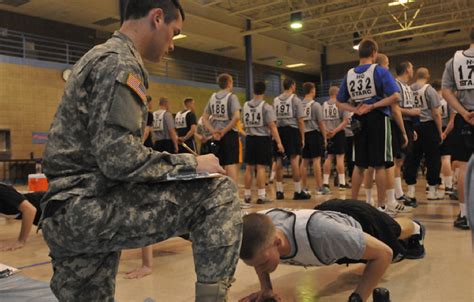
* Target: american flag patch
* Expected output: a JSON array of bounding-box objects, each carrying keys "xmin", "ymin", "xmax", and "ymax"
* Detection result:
[{"xmin": 126, "ymin": 73, "xmax": 147, "ymax": 103}]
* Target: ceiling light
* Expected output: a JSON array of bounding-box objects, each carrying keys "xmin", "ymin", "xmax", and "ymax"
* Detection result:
[
  {"xmin": 173, "ymin": 34, "xmax": 187, "ymax": 40},
  {"xmin": 286, "ymin": 63, "xmax": 306, "ymax": 68},
  {"xmin": 353, "ymin": 32, "xmax": 361, "ymax": 51},
  {"xmin": 290, "ymin": 12, "xmax": 303, "ymax": 30},
  {"xmin": 353, "ymin": 44, "xmax": 359, "ymax": 50},
  {"xmin": 388, "ymin": 0, "xmax": 409, "ymax": 6}
]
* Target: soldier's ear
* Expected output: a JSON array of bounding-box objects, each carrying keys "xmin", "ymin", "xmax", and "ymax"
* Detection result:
[{"xmin": 150, "ymin": 8, "xmax": 164, "ymax": 26}]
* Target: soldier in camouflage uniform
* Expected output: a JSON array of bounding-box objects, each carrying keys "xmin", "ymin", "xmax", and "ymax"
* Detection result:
[{"xmin": 39, "ymin": 1, "xmax": 242, "ymax": 301}]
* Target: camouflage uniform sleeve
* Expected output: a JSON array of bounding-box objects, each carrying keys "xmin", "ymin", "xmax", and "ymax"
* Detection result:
[{"xmin": 88, "ymin": 55, "xmax": 197, "ymax": 182}]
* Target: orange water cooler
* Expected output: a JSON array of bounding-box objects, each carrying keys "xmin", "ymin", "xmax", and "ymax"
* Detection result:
[{"xmin": 28, "ymin": 173, "xmax": 49, "ymax": 192}]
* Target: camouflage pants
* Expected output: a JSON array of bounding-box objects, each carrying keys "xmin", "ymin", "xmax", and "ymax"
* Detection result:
[{"xmin": 41, "ymin": 176, "xmax": 242, "ymax": 301}]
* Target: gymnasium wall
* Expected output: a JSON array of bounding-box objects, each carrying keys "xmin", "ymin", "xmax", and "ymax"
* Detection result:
[{"xmin": 0, "ymin": 60, "xmax": 245, "ymax": 160}]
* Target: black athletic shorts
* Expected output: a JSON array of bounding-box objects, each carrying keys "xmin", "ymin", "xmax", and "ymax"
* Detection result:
[
  {"xmin": 153, "ymin": 139, "xmax": 176, "ymax": 154},
  {"xmin": 391, "ymin": 119, "xmax": 403, "ymax": 159},
  {"xmin": 276, "ymin": 126, "xmax": 302, "ymax": 157},
  {"xmin": 440, "ymin": 126, "xmax": 453, "ymax": 156},
  {"xmin": 353, "ymin": 110, "xmax": 394, "ymax": 168},
  {"xmin": 451, "ymin": 114, "xmax": 474, "ymax": 162},
  {"xmin": 327, "ymin": 131, "xmax": 345, "ymax": 155},
  {"xmin": 216, "ymin": 130, "xmax": 240, "ymax": 166},
  {"xmin": 302, "ymin": 130, "xmax": 324, "ymax": 159},
  {"xmin": 314, "ymin": 199, "xmax": 405, "ymax": 263},
  {"xmin": 245, "ymin": 136, "xmax": 272, "ymax": 166}
]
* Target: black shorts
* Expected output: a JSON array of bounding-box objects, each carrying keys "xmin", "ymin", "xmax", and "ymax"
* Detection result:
[
  {"xmin": 153, "ymin": 139, "xmax": 175, "ymax": 154},
  {"xmin": 314, "ymin": 199, "xmax": 405, "ymax": 263},
  {"xmin": 302, "ymin": 130, "xmax": 324, "ymax": 159},
  {"xmin": 391, "ymin": 119, "xmax": 404, "ymax": 160},
  {"xmin": 216, "ymin": 130, "xmax": 239, "ymax": 166},
  {"xmin": 354, "ymin": 110, "xmax": 394, "ymax": 169},
  {"xmin": 451, "ymin": 114, "xmax": 474, "ymax": 162},
  {"xmin": 245, "ymin": 136, "xmax": 272, "ymax": 166},
  {"xmin": 440, "ymin": 127, "xmax": 453, "ymax": 156},
  {"xmin": 327, "ymin": 131, "xmax": 345, "ymax": 155},
  {"xmin": 401, "ymin": 120, "xmax": 415, "ymax": 157},
  {"xmin": 276, "ymin": 126, "xmax": 302, "ymax": 157}
]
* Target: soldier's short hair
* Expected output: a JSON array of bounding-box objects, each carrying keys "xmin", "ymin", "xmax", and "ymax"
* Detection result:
[
  {"xmin": 283, "ymin": 78, "xmax": 296, "ymax": 90},
  {"xmin": 431, "ymin": 80, "xmax": 442, "ymax": 91},
  {"xmin": 415, "ymin": 67, "xmax": 430, "ymax": 80},
  {"xmin": 125, "ymin": 0, "xmax": 185, "ymax": 23},
  {"xmin": 376, "ymin": 53, "xmax": 389, "ymax": 67},
  {"xmin": 159, "ymin": 97, "xmax": 168, "ymax": 106},
  {"xmin": 254, "ymin": 81, "xmax": 266, "ymax": 95},
  {"xmin": 328, "ymin": 86, "xmax": 339, "ymax": 97},
  {"xmin": 396, "ymin": 61, "xmax": 412, "ymax": 76},
  {"xmin": 217, "ymin": 73, "xmax": 233, "ymax": 89},
  {"xmin": 302, "ymin": 82, "xmax": 315, "ymax": 96},
  {"xmin": 240, "ymin": 213, "xmax": 276, "ymax": 260},
  {"xmin": 183, "ymin": 97, "xmax": 194, "ymax": 106},
  {"xmin": 359, "ymin": 39, "xmax": 378, "ymax": 59}
]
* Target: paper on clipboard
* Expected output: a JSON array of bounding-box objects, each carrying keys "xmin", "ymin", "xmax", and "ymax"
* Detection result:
[
  {"xmin": 161, "ymin": 172, "xmax": 222, "ymax": 182},
  {"xmin": 0, "ymin": 263, "xmax": 20, "ymax": 279}
]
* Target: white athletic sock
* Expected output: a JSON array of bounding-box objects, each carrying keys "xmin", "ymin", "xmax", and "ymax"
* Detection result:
[
  {"xmin": 323, "ymin": 174, "xmax": 329, "ymax": 185},
  {"xmin": 244, "ymin": 189, "xmax": 251, "ymax": 198},
  {"xmin": 395, "ymin": 177, "xmax": 404, "ymax": 198},
  {"xmin": 412, "ymin": 221, "xmax": 421, "ymax": 235},
  {"xmin": 366, "ymin": 188, "xmax": 372, "ymax": 204},
  {"xmin": 294, "ymin": 181, "xmax": 302, "ymax": 193},
  {"xmin": 460, "ymin": 203, "xmax": 467, "ymax": 217},
  {"xmin": 408, "ymin": 185, "xmax": 416, "ymax": 198},
  {"xmin": 258, "ymin": 189, "xmax": 266, "ymax": 199},
  {"xmin": 445, "ymin": 176, "xmax": 453, "ymax": 189},
  {"xmin": 276, "ymin": 182, "xmax": 284, "ymax": 192},
  {"xmin": 441, "ymin": 176, "xmax": 446, "ymax": 186},
  {"xmin": 338, "ymin": 174, "xmax": 346, "ymax": 186},
  {"xmin": 270, "ymin": 171, "xmax": 276, "ymax": 181},
  {"xmin": 386, "ymin": 189, "xmax": 396, "ymax": 205}
]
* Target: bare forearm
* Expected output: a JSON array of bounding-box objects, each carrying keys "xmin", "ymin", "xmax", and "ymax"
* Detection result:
[
  {"xmin": 183, "ymin": 126, "xmax": 197, "ymax": 141},
  {"xmin": 356, "ymin": 258, "xmax": 391, "ymax": 300},
  {"xmin": 442, "ymin": 89, "xmax": 467, "ymax": 117},
  {"xmin": 221, "ymin": 117, "xmax": 239, "ymax": 136},
  {"xmin": 336, "ymin": 101, "xmax": 357, "ymax": 113},
  {"xmin": 298, "ymin": 118, "xmax": 305, "ymax": 141},
  {"xmin": 319, "ymin": 122, "xmax": 327, "ymax": 141},
  {"xmin": 256, "ymin": 269, "xmax": 273, "ymax": 291},
  {"xmin": 18, "ymin": 203, "xmax": 36, "ymax": 243},
  {"xmin": 202, "ymin": 114, "xmax": 217, "ymax": 133},
  {"xmin": 373, "ymin": 93, "xmax": 400, "ymax": 109},
  {"xmin": 269, "ymin": 123, "xmax": 282, "ymax": 145},
  {"xmin": 392, "ymin": 104, "xmax": 407, "ymax": 135},
  {"xmin": 432, "ymin": 110, "xmax": 443, "ymax": 137}
]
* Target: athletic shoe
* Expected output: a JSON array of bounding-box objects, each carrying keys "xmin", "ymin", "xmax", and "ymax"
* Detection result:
[
  {"xmin": 293, "ymin": 191, "xmax": 311, "ymax": 200},
  {"xmin": 377, "ymin": 206, "xmax": 397, "ymax": 217},
  {"xmin": 427, "ymin": 190, "xmax": 444, "ymax": 200},
  {"xmin": 317, "ymin": 186, "xmax": 331, "ymax": 195},
  {"xmin": 276, "ymin": 191, "xmax": 284, "ymax": 200},
  {"xmin": 387, "ymin": 201, "xmax": 413, "ymax": 213},
  {"xmin": 403, "ymin": 195, "xmax": 418, "ymax": 208},
  {"xmin": 449, "ymin": 190, "xmax": 459, "ymax": 201},
  {"xmin": 444, "ymin": 187, "xmax": 453, "ymax": 195},
  {"xmin": 240, "ymin": 202, "xmax": 253, "ymax": 209},
  {"xmin": 256, "ymin": 197, "xmax": 272, "ymax": 204},
  {"xmin": 244, "ymin": 196, "xmax": 251, "ymax": 204},
  {"xmin": 338, "ymin": 183, "xmax": 351, "ymax": 191},
  {"xmin": 453, "ymin": 214, "xmax": 470, "ymax": 230},
  {"xmin": 405, "ymin": 220, "xmax": 426, "ymax": 259}
]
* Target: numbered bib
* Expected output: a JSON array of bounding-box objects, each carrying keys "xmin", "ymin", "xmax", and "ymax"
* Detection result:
[
  {"xmin": 397, "ymin": 80, "xmax": 414, "ymax": 109},
  {"xmin": 274, "ymin": 95, "xmax": 295, "ymax": 119},
  {"xmin": 440, "ymin": 99, "xmax": 449, "ymax": 119},
  {"xmin": 209, "ymin": 93, "xmax": 231, "ymax": 121},
  {"xmin": 412, "ymin": 84, "xmax": 429, "ymax": 111},
  {"xmin": 346, "ymin": 64, "xmax": 377, "ymax": 102},
  {"xmin": 243, "ymin": 101, "xmax": 264, "ymax": 128},
  {"xmin": 322, "ymin": 102, "xmax": 340, "ymax": 121},
  {"xmin": 453, "ymin": 51, "xmax": 474, "ymax": 90},
  {"xmin": 152, "ymin": 110, "xmax": 166, "ymax": 132},
  {"xmin": 175, "ymin": 110, "xmax": 190, "ymax": 129},
  {"xmin": 303, "ymin": 100, "xmax": 315, "ymax": 121}
]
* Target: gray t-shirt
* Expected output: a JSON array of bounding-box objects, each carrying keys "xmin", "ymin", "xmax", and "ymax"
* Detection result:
[
  {"xmin": 410, "ymin": 83, "xmax": 440, "ymax": 122},
  {"xmin": 344, "ymin": 112, "xmax": 354, "ymax": 137},
  {"xmin": 204, "ymin": 91, "xmax": 241, "ymax": 130},
  {"xmin": 274, "ymin": 94, "xmax": 305, "ymax": 128},
  {"xmin": 442, "ymin": 48, "xmax": 474, "ymax": 110},
  {"xmin": 301, "ymin": 98, "xmax": 323, "ymax": 133},
  {"xmin": 268, "ymin": 209, "xmax": 366, "ymax": 265},
  {"xmin": 152, "ymin": 110, "xmax": 174, "ymax": 141},
  {"xmin": 440, "ymin": 98, "xmax": 452, "ymax": 127},
  {"xmin": 243, "ymin": 99, "xmax": 276, "ymax": 136},
  {"xmin": 322, "ymin": 99, "xmax": 349, "ymax": 132}
]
